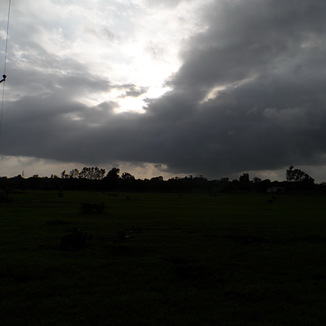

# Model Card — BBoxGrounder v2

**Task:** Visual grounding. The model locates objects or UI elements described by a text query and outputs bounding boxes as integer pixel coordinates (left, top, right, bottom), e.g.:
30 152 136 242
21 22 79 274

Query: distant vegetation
1 166 325 325
0 165 323 193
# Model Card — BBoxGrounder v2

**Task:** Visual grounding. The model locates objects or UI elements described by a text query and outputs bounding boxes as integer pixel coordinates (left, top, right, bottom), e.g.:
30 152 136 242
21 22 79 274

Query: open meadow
0 190 326 325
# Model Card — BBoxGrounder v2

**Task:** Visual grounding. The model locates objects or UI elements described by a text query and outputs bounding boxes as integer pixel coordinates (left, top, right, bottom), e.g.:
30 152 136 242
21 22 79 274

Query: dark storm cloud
3 0 326 179
144 0 326 177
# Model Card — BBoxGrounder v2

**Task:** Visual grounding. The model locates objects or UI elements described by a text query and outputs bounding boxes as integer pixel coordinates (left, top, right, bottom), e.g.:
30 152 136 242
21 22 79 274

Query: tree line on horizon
0 165 323 193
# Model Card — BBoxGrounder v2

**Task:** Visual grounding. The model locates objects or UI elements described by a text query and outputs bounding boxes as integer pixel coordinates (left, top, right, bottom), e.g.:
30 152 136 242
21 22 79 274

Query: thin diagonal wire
0 0 12 144
3 0 12 75
0 84 5 143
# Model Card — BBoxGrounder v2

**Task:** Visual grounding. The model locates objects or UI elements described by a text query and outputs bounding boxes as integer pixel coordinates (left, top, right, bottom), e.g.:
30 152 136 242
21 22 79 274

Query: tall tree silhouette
286 166 314 184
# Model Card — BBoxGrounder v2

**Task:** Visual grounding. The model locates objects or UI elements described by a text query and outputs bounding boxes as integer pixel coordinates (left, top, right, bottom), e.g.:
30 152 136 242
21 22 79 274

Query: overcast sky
1 0 326 181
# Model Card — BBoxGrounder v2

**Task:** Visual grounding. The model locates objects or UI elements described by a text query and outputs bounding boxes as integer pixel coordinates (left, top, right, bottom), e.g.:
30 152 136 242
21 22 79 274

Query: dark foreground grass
0 190 326 325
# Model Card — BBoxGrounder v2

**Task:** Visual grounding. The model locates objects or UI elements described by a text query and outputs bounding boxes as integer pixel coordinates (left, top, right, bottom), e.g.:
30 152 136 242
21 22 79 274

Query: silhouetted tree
106 168 120 181
50 174 59 179
239 173 250 184
79 167 106 180
121 172 135 181
61 170 68 179
150 176 164 182
253 177 262 184
286 166 314 184
69 168 79 179
238 173 251 190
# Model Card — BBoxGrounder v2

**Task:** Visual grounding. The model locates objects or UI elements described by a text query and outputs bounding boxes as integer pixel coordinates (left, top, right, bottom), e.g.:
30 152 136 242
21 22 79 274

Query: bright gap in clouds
0 0 212 178
14 0 210 112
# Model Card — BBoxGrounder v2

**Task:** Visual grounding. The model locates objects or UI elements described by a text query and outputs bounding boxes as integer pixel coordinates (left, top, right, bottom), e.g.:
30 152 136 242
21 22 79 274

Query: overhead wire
3 0 11 76
0 0 12 144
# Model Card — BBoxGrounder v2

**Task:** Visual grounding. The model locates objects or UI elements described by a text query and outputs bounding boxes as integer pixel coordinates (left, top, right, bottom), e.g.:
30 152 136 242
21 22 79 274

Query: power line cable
3 0 12 75
0 0 12 144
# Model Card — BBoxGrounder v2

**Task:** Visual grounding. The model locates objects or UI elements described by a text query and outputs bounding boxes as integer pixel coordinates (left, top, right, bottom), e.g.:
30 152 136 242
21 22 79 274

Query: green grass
0 190 326 325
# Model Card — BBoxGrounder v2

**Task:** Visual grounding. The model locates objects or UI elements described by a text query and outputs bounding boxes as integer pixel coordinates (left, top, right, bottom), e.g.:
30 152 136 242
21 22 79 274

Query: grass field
0 190 326 325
